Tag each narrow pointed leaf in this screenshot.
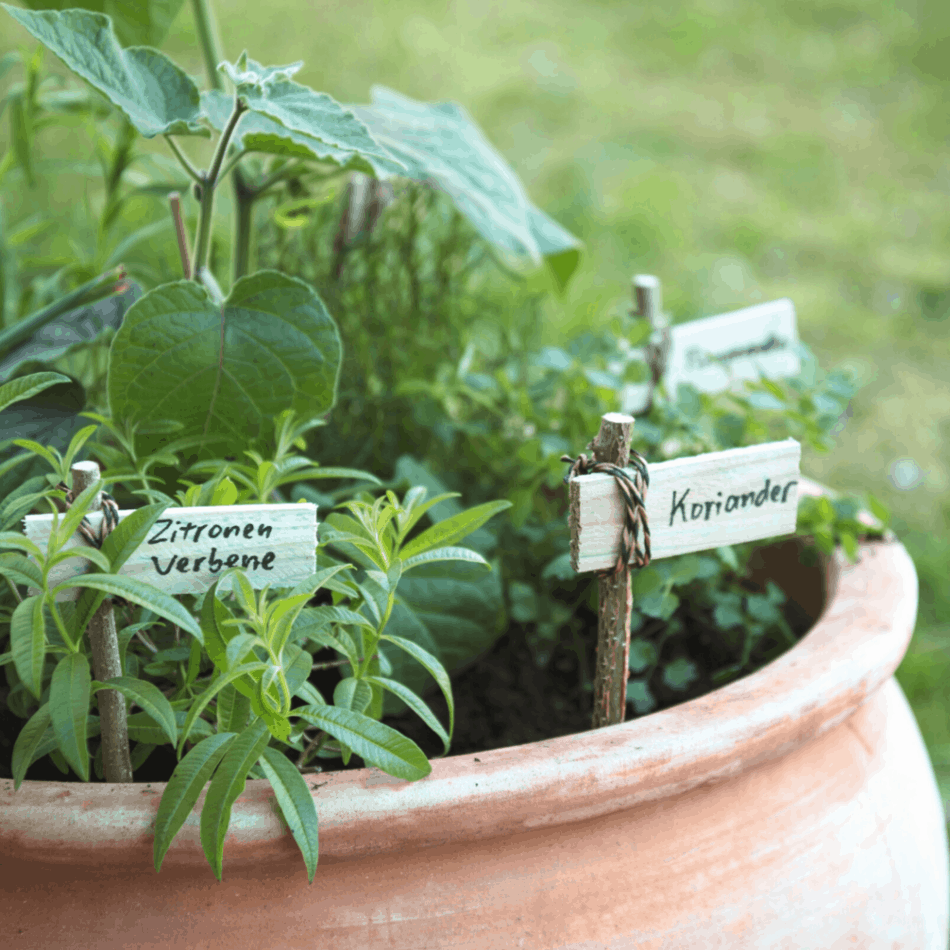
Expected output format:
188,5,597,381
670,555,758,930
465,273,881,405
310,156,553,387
11,595,46,701
200,719,271,880
258,746,319,883
11,702,51,788
153,732,236,872
401,546,490,572
400,500,511,559
52,573,201,637
380,633,454,738
364,675,451,755
49,652,91,781
0,552,43,588
0,372,70,412
92,675,177,746
333,676,372,715
294,704,430,780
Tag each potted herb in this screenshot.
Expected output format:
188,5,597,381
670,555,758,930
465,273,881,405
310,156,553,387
0,2,946,947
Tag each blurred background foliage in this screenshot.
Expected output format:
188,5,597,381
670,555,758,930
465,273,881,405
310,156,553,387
1,0,948,801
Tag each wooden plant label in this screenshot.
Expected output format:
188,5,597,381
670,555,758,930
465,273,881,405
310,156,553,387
569,438,801,574
663,298,800,396
23,503,318,601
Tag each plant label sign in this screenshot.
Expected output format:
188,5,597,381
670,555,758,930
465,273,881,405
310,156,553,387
23,503,318,601
569,439,801,573
620,298,800,414
664,298,800,395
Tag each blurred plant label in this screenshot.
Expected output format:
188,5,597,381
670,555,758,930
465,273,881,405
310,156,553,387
568,439,801,573
664,298,800,395
23,503,318,601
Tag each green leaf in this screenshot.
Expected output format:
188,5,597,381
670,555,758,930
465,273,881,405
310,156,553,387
662,657,698,691
11,702,51,788
10,594,46,701
1,7,207,138
626,678,656,715
126,707,213,745
49,652,91,781
333,676,372,715
400,500,511,559
49,475,102,552
19,0,187,48
628,637,657,674
52,573,201,638
351,87,582,290
92,675,177,746
401,546,491,572
177,662,268,753
200,719,272,880
46,544,112,573
365,675,451,755
379,633,454,739
153,732,236,872
0,531,44,559
215,683,250,733
0,551,44,588
202,90,402,179
214,58,397,172
294,704,431,780
0,372,70,412
258,746,319,883
107,273,342,456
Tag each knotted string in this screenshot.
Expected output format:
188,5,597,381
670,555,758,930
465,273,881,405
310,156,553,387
561,449,651,575
54,480,120,548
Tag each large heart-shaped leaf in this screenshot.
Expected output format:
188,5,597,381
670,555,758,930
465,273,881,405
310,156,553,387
350,86,582,291
201,90,404,179
20,0,187,48
107,271,342,456
2,6,208,138
212,55,397,174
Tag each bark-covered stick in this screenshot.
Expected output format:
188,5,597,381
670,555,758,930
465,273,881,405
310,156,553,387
590,412,635,729
71,461,133,783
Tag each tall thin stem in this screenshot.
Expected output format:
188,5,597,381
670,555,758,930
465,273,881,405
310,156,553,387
192,98,247,280
189,0,255,284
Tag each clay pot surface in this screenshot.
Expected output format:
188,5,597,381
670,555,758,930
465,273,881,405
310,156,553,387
1,480,947,949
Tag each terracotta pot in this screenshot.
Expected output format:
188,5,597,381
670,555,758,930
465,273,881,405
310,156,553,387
2,480,947,949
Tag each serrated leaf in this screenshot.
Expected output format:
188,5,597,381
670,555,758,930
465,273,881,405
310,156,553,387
153,732,236,872
202,90,403,179
107,273,341,457
294,704,430,780
200,719,271,880
92,675,177,746
213,58,396,171
10,594,46,700
1,7,208,138
258,745,320,883
49,652,91,781
52,573,201,637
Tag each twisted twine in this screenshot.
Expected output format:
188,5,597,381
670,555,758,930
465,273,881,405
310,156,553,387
561,449,651,575
54,481,120,548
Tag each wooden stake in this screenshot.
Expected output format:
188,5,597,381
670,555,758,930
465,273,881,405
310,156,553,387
590,412,635,730
71,461,133,783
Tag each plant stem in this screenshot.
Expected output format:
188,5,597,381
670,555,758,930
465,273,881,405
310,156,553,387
189,0,255,284
168,192,192,279
192,98,247,281
71,461,133,783
590,412,635,730
164,136,202,183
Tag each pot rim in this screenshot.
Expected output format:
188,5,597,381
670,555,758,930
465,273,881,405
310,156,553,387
0,478,919,869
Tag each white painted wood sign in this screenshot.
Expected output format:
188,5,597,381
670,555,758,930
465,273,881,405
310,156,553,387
569,439,801,573
664,298,800,395
23,503,318,601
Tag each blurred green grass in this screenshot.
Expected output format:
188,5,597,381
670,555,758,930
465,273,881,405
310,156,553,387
2,0,949,799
